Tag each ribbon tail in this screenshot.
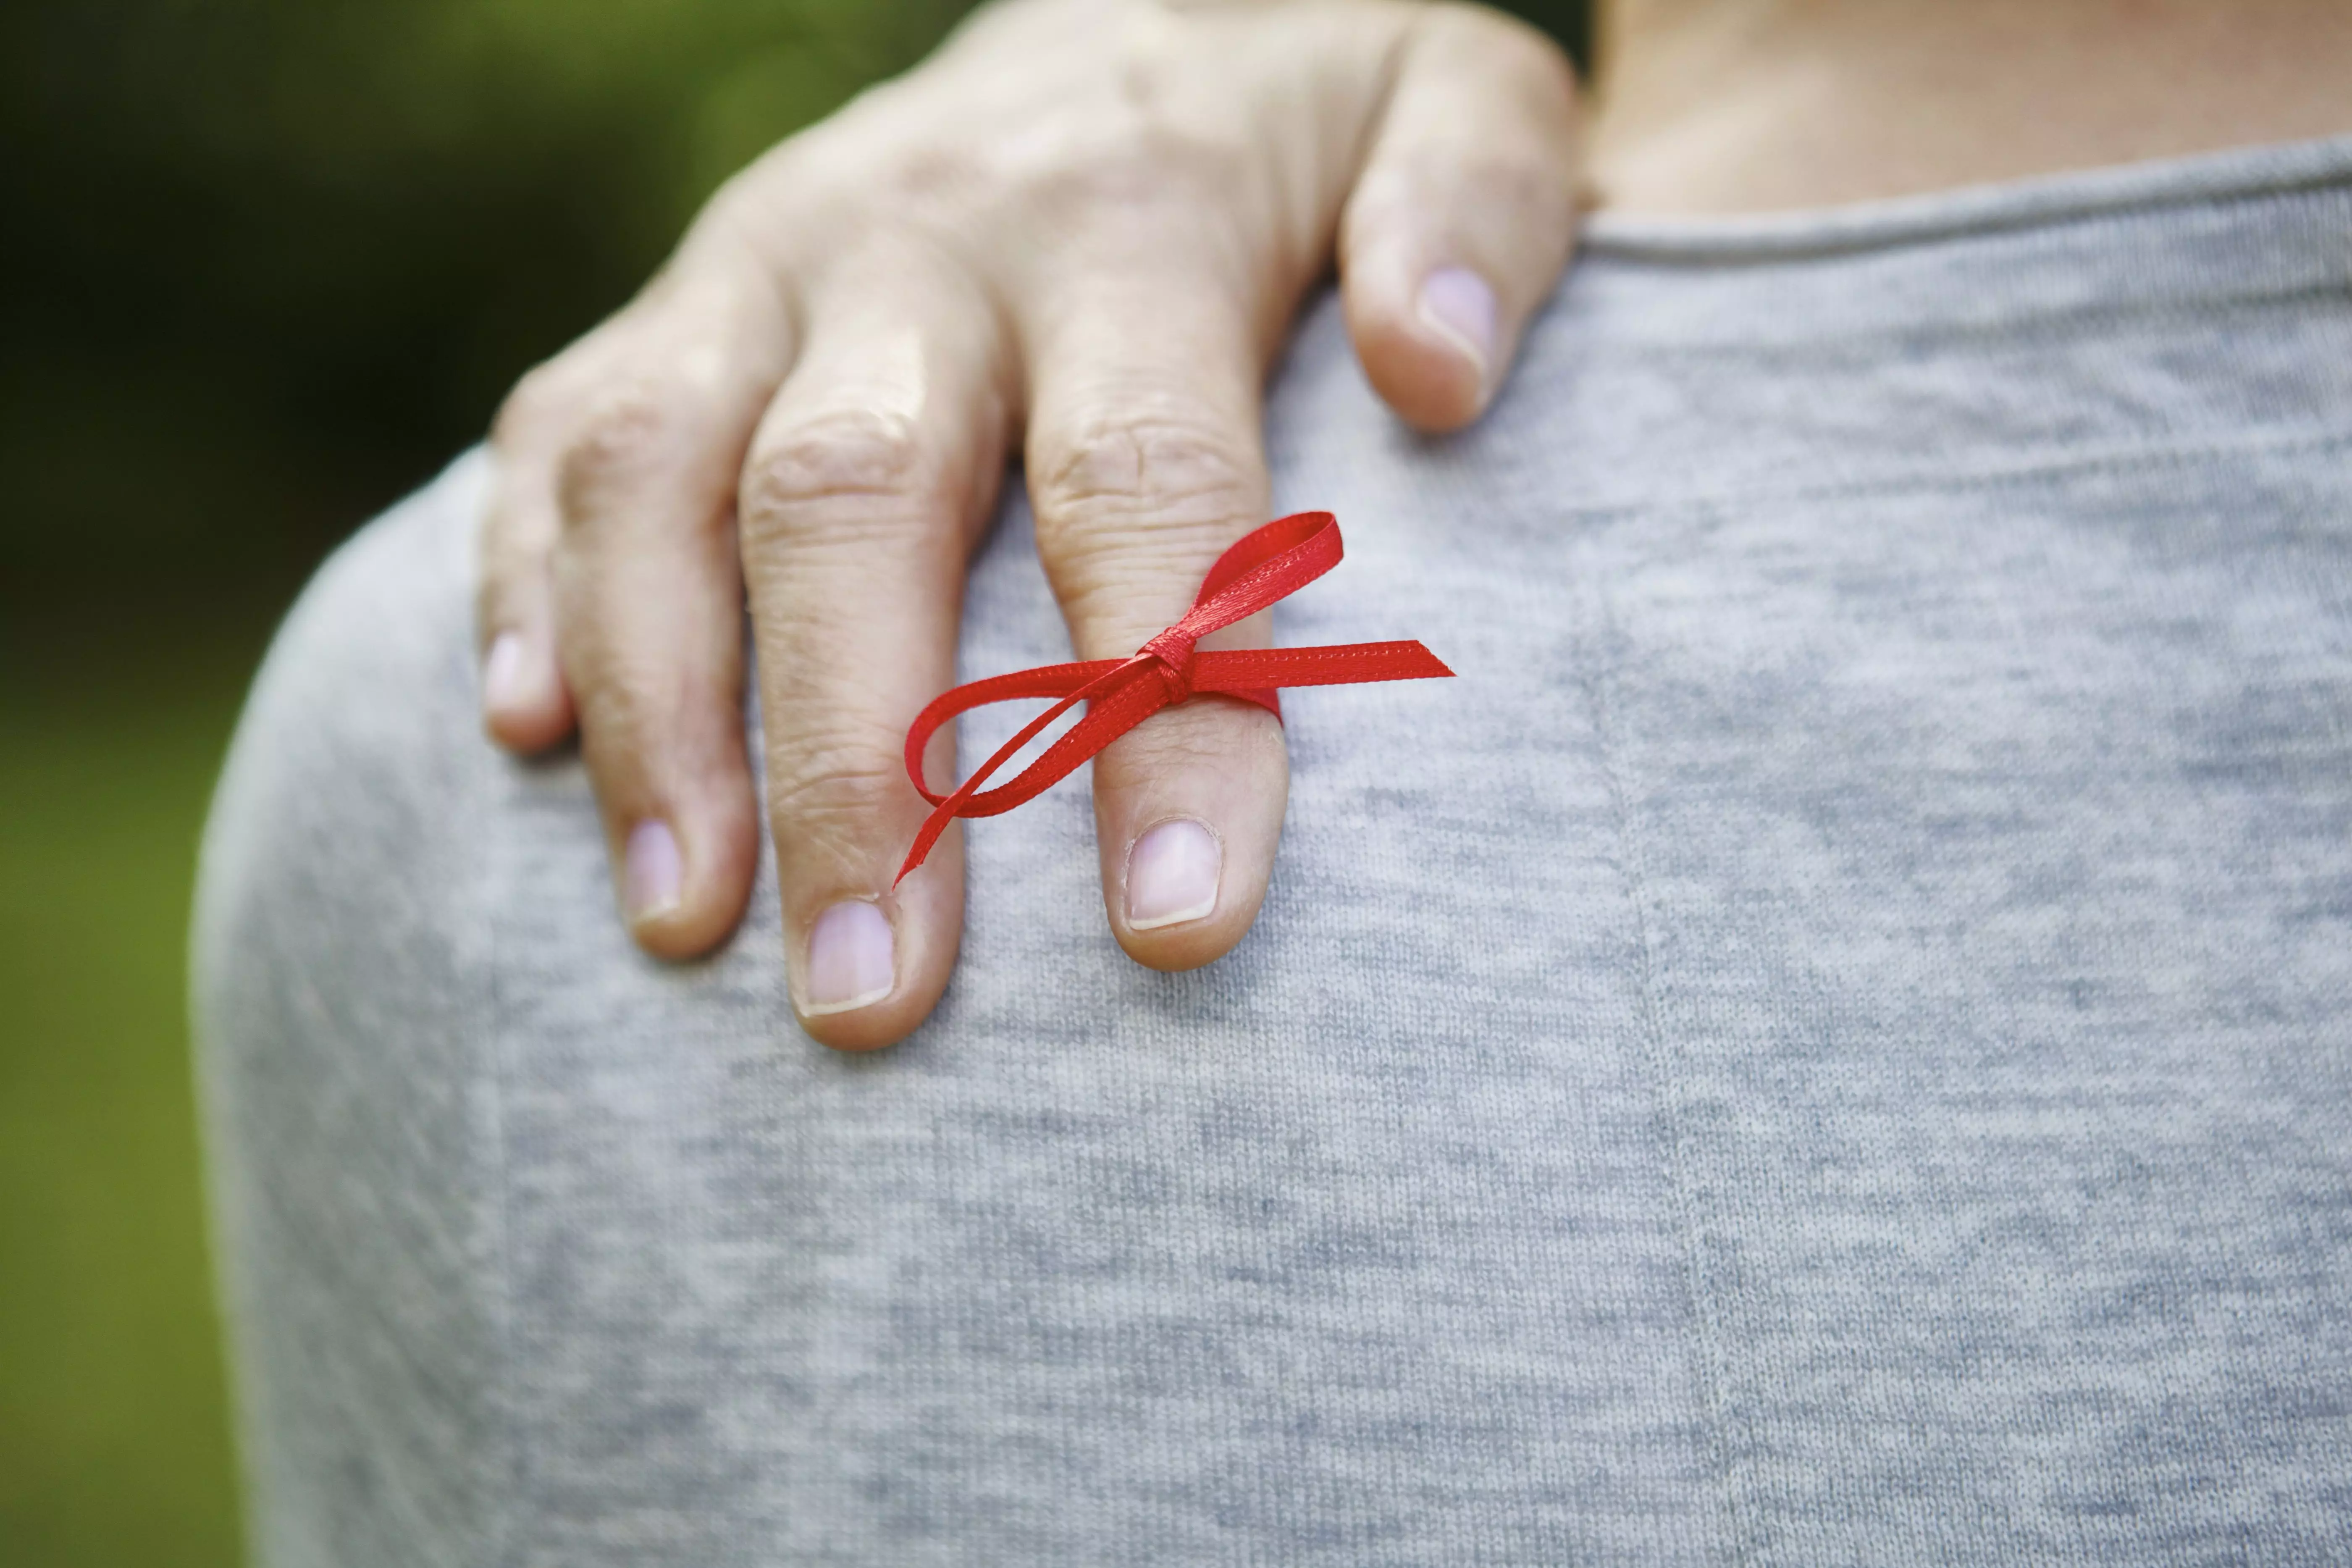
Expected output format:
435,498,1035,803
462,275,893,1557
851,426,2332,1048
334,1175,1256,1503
896,803,960,886
1190,641,1455,691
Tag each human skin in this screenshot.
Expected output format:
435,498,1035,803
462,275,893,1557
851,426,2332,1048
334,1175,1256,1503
478,0,2352,1051
478,0,1583,1049
1589,0,2352,213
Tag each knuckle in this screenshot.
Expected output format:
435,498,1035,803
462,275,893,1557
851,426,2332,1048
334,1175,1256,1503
1032,412,1259,529
1029,412,1263,639
1432,0,1578,84
1491,11,1583,104
740,407,936,544
763,720,911,847
554,378,686,523
871,141,994,215
492,360,567,449
1024,120,1249,224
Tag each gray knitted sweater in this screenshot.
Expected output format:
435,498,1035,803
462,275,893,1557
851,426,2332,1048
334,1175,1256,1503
195,137,2352,1564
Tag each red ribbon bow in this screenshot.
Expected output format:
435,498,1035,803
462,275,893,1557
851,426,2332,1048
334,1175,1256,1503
897,510,1453,882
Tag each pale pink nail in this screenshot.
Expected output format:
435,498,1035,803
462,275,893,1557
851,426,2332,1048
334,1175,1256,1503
483,631,530,712
1418,265,1497,383
806,901,895,1015
625,819,683,922
1126,819,1221,931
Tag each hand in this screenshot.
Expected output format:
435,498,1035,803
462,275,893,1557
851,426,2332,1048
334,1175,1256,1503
476,0,1580,1049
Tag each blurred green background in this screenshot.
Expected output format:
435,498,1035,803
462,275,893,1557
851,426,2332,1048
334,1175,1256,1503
0,1,1587,1562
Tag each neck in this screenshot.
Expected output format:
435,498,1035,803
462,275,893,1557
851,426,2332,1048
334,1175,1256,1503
1586,0,2352,214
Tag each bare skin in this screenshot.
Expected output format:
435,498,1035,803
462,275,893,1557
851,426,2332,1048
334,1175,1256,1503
478,0,2352,1051
478,1,1582,1049
1589,0,2352,213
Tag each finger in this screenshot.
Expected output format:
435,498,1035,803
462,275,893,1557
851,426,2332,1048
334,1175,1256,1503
736,246,1011,1051
1339,3,1583,432
480,355,588,753
1022,275,1287,973
548,263,794,960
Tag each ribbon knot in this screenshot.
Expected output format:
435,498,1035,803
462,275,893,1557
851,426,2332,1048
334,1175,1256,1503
1139,628,1197,701
895,511,1454,883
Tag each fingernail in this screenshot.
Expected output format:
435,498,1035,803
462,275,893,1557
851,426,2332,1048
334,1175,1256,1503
1417,265,1496,384
1126,819,1221,931
806,901,895,1015
483,631,529,712
625,819,683,923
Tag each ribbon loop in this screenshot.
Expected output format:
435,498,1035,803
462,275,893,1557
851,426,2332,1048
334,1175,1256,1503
896,511,1452,883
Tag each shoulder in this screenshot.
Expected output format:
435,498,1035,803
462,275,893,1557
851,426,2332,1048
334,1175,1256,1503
190,450,513,1564
194,443,499,1056
194,448,496,1027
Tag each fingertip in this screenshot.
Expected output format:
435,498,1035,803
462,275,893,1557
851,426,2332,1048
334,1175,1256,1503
1096,702,1286,973
1339,1,1580,434
1112,814,1263,972
789,849,965,1052
1126,818,1223,932
625,815,687,922
622,798,760,962
1417,265,1497,399
1345,259,1498,434
480,630,577,752
798,989,916,1052
794,898,906,1051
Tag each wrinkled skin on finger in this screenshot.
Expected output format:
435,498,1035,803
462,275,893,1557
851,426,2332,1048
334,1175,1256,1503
476,0,1582,1048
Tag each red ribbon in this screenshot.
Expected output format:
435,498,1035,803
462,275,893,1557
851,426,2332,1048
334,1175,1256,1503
897,510,1453,882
